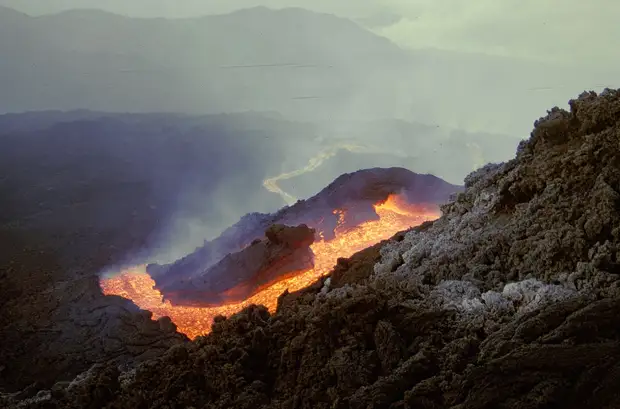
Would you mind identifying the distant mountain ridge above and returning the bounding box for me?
[0,5,409,118]
[1,4,606,135]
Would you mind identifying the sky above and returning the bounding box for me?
[2,0,619,69]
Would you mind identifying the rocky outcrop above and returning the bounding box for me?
[6,89,620,408]
[147,168,461,291]
[264,223,315,247]
[159,224,316,307]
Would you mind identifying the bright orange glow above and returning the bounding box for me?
[99,194,440,339]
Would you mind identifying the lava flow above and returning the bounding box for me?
[100,194,440,339]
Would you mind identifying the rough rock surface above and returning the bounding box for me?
[0,234,187,396]
[147,168,460,290]
[159,224,316,307]
[0,277,186,398]
[5,89,620,408]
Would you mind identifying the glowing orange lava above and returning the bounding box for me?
[99,194,440,339]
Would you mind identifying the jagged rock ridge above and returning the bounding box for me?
[5,90,620,408]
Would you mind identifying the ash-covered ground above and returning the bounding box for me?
[4,90,620,408]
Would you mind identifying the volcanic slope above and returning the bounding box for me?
[147,167,457,296]
[5,89,620,408]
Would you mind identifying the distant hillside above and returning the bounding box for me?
[1,6,614,134]
[0,6,409,120]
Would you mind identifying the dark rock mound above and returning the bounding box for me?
[159,224,316,307]
[264,223,315,247]
[311,166,457,206]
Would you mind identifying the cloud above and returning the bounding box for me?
[375,0,620,67]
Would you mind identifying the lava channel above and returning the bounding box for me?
[99,194,440,339]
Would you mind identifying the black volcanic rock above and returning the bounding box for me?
[7,89,620,409]
[264,223,315,247]
[148,167,461,291]
[159,224,316,307]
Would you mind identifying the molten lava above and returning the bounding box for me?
[100,194,440,339]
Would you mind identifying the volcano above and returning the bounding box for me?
[100,167,460,337]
